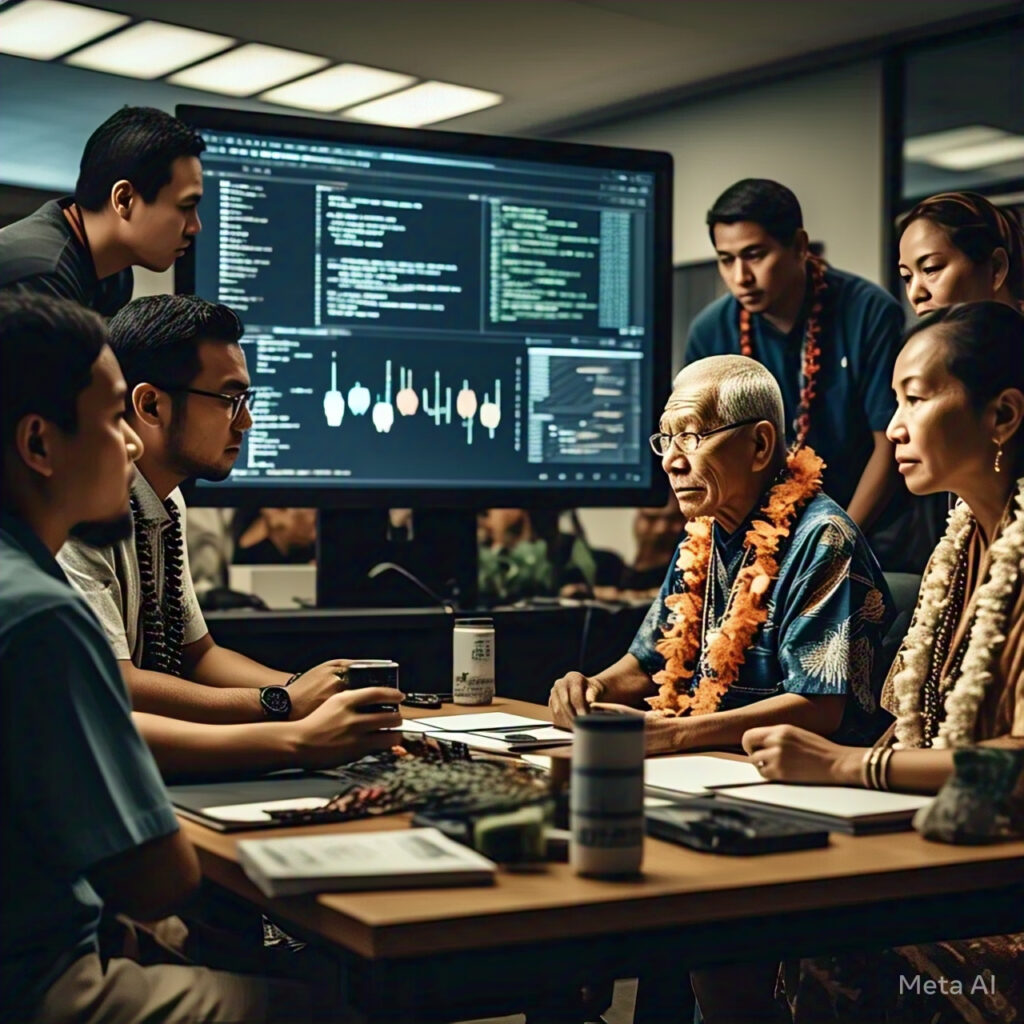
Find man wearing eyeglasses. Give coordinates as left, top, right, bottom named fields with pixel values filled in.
left=58, top=294, right=402, bottom=778
left=550, top=355, right=894, bottom=754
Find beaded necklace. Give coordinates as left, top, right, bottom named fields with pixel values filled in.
left=739, top=254, right=827, bottom=448
left=698, top=543, right=757, bottom=682
left=919, top=531, right=972, bottom=743
left=890, top=478, right=1024, bottom=748
left=131, top=492, right=186, bottom=676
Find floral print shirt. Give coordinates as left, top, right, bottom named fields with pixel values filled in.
left=629, top=492, right=895, bottom=745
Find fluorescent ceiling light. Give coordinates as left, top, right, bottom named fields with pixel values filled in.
left=925, top=136, right=1024, bottom=171
left=903, top=125, right=1004, bottom=162
left=168, top=43, right=329, bottom=96
left=260, top=63, right=416, bottom=112
left=66, top=21, right=235, bottom=78
left=345, top=81, right=502, bottom=127
left=0, top=0, right=128, bottom=59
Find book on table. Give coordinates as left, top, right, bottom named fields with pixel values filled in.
left=713, top=783, right=934, bottom=834
left=237, top=827, right=498, bottom=896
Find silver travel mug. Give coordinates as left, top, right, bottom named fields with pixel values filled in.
left=570, top=712, right=645, bottom=877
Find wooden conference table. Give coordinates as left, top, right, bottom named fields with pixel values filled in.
left=180, top=698, right=1024, bottom=1022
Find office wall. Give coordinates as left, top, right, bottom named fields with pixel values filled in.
left=572, top=59, right=887, bottom=559
left=567, top=59, right=887, bottom=283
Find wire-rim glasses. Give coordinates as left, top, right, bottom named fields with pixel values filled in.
left=649, top=417, right=762, bottom=456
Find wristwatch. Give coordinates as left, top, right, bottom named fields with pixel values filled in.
left=259, top=685, right=292, bottom=720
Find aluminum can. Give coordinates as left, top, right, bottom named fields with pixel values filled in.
left=452, top=617, right=495, bottom=705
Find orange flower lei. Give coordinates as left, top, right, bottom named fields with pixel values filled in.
left=739, top=254, right=827, bottom=448
left=648, top=446, right=825, bottom=716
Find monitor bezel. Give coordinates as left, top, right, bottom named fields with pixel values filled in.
left=176, top=104, right=672, bottom=509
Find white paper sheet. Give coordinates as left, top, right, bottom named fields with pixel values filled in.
left=474, top=726, right=571, bottom=744
left=714, top=783, right=933, bottom=818
left=644, top=756, right=766, bottom=795
left=391, top=719, right=442, bottom=733
left=202, top=797, right=331, bottom=823
left=413, top=712, right=548, bottom=733
left=522, top=754, right=552, bottom=770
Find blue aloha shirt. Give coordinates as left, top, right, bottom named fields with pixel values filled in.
left=629, top=492, right=895, bottom=745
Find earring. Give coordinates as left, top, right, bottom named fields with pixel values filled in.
left=994, top=442, right=1003, bottom=474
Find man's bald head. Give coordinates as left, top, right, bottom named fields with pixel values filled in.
left=666, top=355, right=786, bottom=454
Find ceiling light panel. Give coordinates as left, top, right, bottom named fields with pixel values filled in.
left=925, top=137, right=1024, bottom=172
left=66, top=21, right=235, bottom=78
left=0, top=0, right=129, bottom=60
left=260, top=63, right=416, bottom=112
left=344, top=81, right=502, bottom=127
left=903, top=125, right=1005, bottom=162
left=167, top=43, right=329, bottom=97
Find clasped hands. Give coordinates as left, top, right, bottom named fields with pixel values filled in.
left=550, top=670, right=864, bottom=774
left=548, top=671, right=679, bottom=754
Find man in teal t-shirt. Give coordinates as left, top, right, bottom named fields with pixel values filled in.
left=0, top=295, right=309, bottom=1023
left=686, top=179, right=931, bottom=572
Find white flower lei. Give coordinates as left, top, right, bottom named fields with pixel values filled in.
left=890, top=478, right=1024, bottom=749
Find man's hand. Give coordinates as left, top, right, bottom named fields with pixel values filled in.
left=590, top=703, right=683, bottom=755
left=742, top=724, right=864, bottom=785
left=549, top=671, right=606, bottom=727
left=291, top=687, right=404, bottom=768
left=287, top=659, right=353, bottom=719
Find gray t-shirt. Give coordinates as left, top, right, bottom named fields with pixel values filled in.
left=0, top=198, right=133, bottom=316
left=58, top=470, right=208, bottom=664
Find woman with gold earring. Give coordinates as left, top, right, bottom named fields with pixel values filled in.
left=730, top=302, right=1024, bottom=1024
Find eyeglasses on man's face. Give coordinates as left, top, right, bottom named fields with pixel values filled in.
left=159, top=385, right=257, bottom=420
left=649, top=417, right=762, bottom=456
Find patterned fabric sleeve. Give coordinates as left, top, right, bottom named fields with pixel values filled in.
left=774, top=511, right=891, bottom=718
left=627, top=559, right=679, bottom=676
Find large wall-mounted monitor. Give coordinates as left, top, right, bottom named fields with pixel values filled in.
left=176, top=105, right=672, bottom=509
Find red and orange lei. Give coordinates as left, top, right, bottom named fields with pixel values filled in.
left=648, top=446, right=825, bottom=716
left=739, top=254, right=827, bottom=447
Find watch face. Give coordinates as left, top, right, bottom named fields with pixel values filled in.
left=261, top=686, right=291, bottom=718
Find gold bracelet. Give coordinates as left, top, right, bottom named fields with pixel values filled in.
left=865, top=745, right=885, bottom=790
left=878, top=747, right=894, bottom=792
left=860, top=748, right=874, bottom=789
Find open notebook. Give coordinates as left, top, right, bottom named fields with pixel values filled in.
left=714, top=783, right=934, bottom=834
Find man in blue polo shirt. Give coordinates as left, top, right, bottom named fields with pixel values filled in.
left=686, top=179, right=926, bottom=571
left=0, top=295, right=309, bottom=1023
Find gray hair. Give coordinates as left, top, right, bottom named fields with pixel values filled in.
left=668, top=354, right=786, bottom=446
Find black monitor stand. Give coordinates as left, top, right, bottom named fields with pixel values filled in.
left=316, top=509, right=478, bottom=610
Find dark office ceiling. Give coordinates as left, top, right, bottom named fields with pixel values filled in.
left=0, top=0, right=1017, bottom=192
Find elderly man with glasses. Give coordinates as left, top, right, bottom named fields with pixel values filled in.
left=550, top=354, right=895, bottom=753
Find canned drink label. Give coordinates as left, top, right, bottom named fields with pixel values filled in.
left=453, top=621, right=494, bottom=705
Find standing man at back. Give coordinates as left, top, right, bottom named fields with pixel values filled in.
left=687, top=178, right=919, bottom=570
left=0, top=106, right=204, bottom=316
